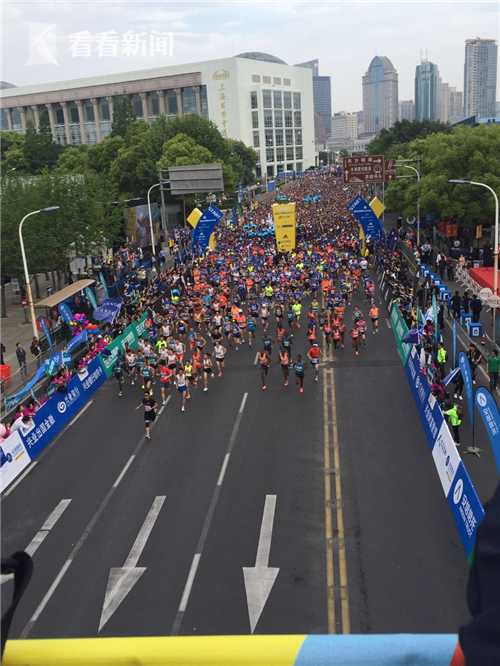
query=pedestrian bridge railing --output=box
[3,634,461,666]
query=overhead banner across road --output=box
[272,202,296,252]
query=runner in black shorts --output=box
[142,390,157,440]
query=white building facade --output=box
[398,100,415,121]
[464,38,498,118]
[328,111,358,151]
[0,52,315,179]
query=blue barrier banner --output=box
[58,302,73,324]
[66,330,89,353]
[208,204,224,221]
[446,461,484,558]
[458,352,474,426]
[475,387,500,475]
[192,208,219,252]
[452,319,457,368]
[347,196,382,239]
[93,298,123,324]
[20,357,106,461]
[405,348,442,448]
[38,316,54,350]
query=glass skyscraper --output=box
[415,61,440,121]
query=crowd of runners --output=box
[106,172,381,439]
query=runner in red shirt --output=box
[307,342,321,382]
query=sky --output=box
[1,0,499,112]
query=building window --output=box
[275,131,284,146]
[264,110,273,128]
[276,147,284,162]
[166,90,178,115]
[267,165,274,177]
[296,162,303,172]
[256,165,262,178]
[294,128,302,145]
[286,146,294,160]
[148,92,159,116]
[253,131,260,148]
[283,91,292,109]
[287,163,294,171]
[274,109,283,127]
[0,109,9,129]
[277,163,284,174]
[294,111,302,127]
[200,85,208,117]
[250,91,258,109]
[284,110,293,127]
[182,87,197,114]
[252,110,259,129]
[55,105,65,125]
[273,77,281,85]
[10,108,21,128]
[131,95,143,117]
[262,89,272,108]
[293,92,301,109]
[284,78,291,87]
[265,129,274,147]
[84,101,95,122]
[252,74,261,83]
[99,99,110,121]
[273,90,282,108]
[295,146,303,159]
[285,129,293,145]
[266,148,274,163]
[263,76,271,84]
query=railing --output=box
[3,634,460,666]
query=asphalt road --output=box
[1,283,476,640]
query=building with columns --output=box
[0,52,315,179]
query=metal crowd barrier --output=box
[3,634,459,666]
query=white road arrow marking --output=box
[98,495,165,632]
[1,499,71,585]
[243,494,279,633]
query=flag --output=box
[403,327,423,344]
[443,367,460,386]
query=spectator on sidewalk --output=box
[30,337,42,368]
[450,290,462,319]
[437,252,447,280]
[15,343,27,378]
[0,342,5,365]
[446,256,455,281]
[488,349,500,392]
[467,343,482,384]
[471,295,483,323]
[437,342,447,379]
[462,290,471,314]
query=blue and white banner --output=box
[58,301,73,324]
[452,318,457,368]
[475,387,500,475]
[192,207,221,253]
[38,316,54,349]
[207,204,224,221]
[20,356,106,461]
[458,352,474,426]
[347,196,383,239]
[93,298,123,324]
[447,462,484,558]
[0,430,32,493]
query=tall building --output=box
[296,59,332,148]
[449,87,464,123]
[328,111,358,151]
[0,52,315,178]
[439,81,450,123]
[398,100,415,121]
[464,38,498,118]
[415,60,440,121]
[362,56,398,135]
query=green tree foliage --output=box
[368,120,451,159]
[111,95,137,138]
[157,133,213,169]
[54,145,90,173]
[226,139,257,186]
[23,115,62,172]
[385,125,500,226]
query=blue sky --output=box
[2,0,499,111]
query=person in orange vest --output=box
[279,347,290,387]
[307,342,321,381]
[351,325,360,356]
[369,303,379,334]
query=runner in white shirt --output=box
[214,342,227,377]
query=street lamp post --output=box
[147,183,160,257]
[449,179,500,342]
[399,164,421,246]
[19,206,60,340]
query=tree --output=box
[111,96,137,138]
[385,125,500,227]
[23,115,62,173]
[86,134,125,174]
[55,145,90,173]
[367,120,451,158]
[161,115,229,161]
[226,139,257,186]
[157,133,213,170]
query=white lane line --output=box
[217,454,230,487]
[68,400,93,427]
[124,496,166,568]
[112,455,136,489]
[178,553,201,613]
[41,498,72,531]
[254,352,259,365]
[28,558,73,624]
[386,319,391,329]
[239,391,248,414]
[3,461,38,497]
[1,499,72,584]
